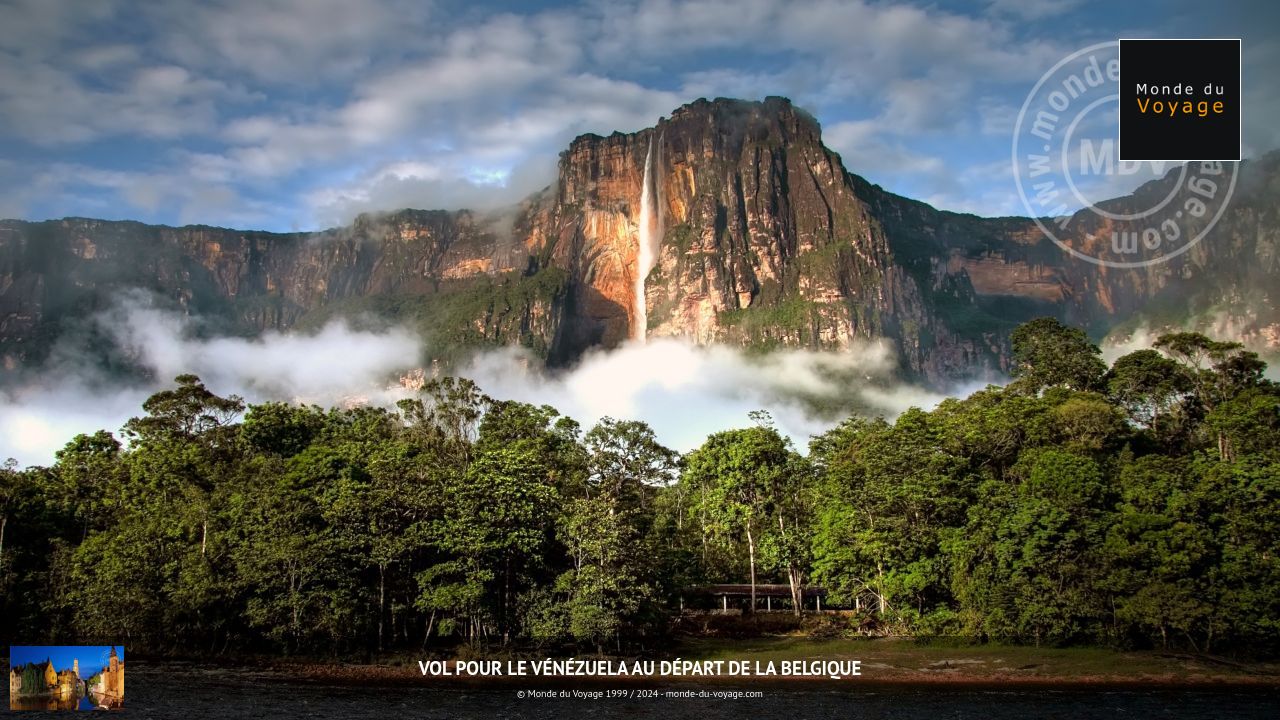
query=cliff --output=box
[1,97,1277,386]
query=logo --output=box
[1119,39,1241,161]
[1012,41,1238,268]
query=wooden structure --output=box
[686,584,828,612]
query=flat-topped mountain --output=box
[1,97,1276,386]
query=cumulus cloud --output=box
[15,163,284,230]
[1241,37,1280,158]
[93,297,423,401]
[1100,327,1160,365]
[985,0,1082,21]
[0,0,1080,229]
[592,0,1063,83]
[826,120,950,179]
[154,0,435,86]
[0,294,954,466]
[1,0,1274,232]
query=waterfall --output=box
[634,135,662,341]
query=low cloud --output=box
[1103,313,1280,380]
[1,294,423,465]
[95,296,423,400]
[0,294,957,466]
[459,338,927,453]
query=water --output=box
[634,135,662,341]
[8,690,103,711]
[21,665,1275,718]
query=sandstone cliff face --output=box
[889,153,1280,349]
[517,98,1003,382]
[0,208,563,376]
[1,97,1277,386]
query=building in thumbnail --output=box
[94,647,123,703]
[9,658,58,696]
[56,659,80,696]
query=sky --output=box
[10,645,123,677]
[1,0,1277,232]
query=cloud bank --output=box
[0,295,954,466]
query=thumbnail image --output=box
[9,646,123,711]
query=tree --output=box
[323,436,439,653]
[124,374,244,442]
[1154,332,1240,373]
[541,496,656,650]
[69,511,174,646]
[812,410,968,628]
[1154,333,1273,457]
[1010,317,1107,393]
[397,376,488,466]
[522,418,675,646]
[1153,332,1264,411]
[1205,389,1280,461]
[932,388,1056,480]
[421,442,558,645]
[232,448,353,652]
[760,449,814,617]
[124,375,245,557]
[50,431,126,543]
[1050,392,1128,453]
[683,423,800,614]
[583,417,678,509]
[240,402,325,458]
[1102,455,1212,649]
[0,459,17,568]
[1187,454,1280,652]
[953,449,1109,645]
[1107,349,1191,430]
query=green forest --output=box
[0,318,1277,657]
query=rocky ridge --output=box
[1,97,1276,386]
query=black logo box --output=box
[1119,38,1241,162]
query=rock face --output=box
[1,97,1277,386]
[518,97,997,382]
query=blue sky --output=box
[1,0,1276,232]
[10,645,123,677]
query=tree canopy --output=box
[1,319,1277,657]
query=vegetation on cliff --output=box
[293,266,571,362]
[0,319,1276,658]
